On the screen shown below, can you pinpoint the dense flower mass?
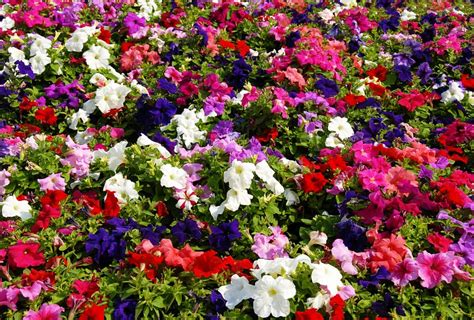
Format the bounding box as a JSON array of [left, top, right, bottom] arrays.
[[0, 0, 472, 319]]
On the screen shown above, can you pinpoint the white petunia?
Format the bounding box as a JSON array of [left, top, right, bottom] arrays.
[[65, 29, 90, 52], [136, 134, 171, 158], [253, 275, 296, 318], [325, 133, 345, 148], [340, 0, 357, 7], [94, 82, 131, 114], [328, 117, 354, 140], [29, 34, 52, 56], [308, 231, 328, 246], [0, 17, 15, 30], [283, 188, 299, 206], [104, 173, 139, 204], [223, 160, 256, 190], [93, 141, 128, 172], [68, 109, 89, 130], [218, 275, 255, 309], [255, 161, 284, 195], [209, 203, 226, 220], [441, 81, 465, 104], [8, 47, 26, 64], [160, 164, 188, 189], [318, 9, 334, 24], [29, 52, 51, 75], [224, 188, 253, 211], [171, 109, 206, 148], [311, 263, 344, 296], [400, 9, 416, 21], [103, 172, 126, 191], [1, 195, 32, 221], [307, 292, 331, 310], [83, 45, 110, 69], [251, 255, 313, 280], [89, 73, 108, 86]]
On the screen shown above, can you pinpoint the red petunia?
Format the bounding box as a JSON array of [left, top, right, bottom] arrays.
[[156, 201, 168, 217], [22, 269, 56, 286], [191, 250, 224, 278], [301, 173, 328, 193], [78, 304, 106, 320], [41, 190, 68, 208], [236, 40, 250, 57], [295, 308, 324, 320], [367, 65, 388, 82], [103, 191, 120, 218], [19, 97, 38, 112], [343, 93, 365, 106], [299, 156, 321, 171], [427, 232, 453, 253], [218, 39, 236, 50], [35, 107, 57, 125], [461, 74, 474, 90], [8, 242, 45, 269], [31, 204, 61, 232], [98, 27, 111, 44], [329, 295, 345, 320], [256, 127, 278, 143], [368, 82, 387, 96]]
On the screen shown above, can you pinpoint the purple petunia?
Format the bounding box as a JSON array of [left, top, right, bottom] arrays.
[[209, 219, 241, 251], [171, 218, 202, 244]]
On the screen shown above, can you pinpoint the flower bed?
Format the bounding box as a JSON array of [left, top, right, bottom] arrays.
[[0, 0, 473, 319]]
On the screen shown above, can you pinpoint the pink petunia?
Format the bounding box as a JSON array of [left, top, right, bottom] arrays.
[[416, 251, 454, 289], [0, 287, 20, 310], [7, 242, 45, 269], [37, 173, 66, 192], [331, 239, 357, 275], [390, 258, 418, 287], [23, 303, 64, 320]]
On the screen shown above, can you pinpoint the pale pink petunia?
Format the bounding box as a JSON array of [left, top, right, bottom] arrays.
[[37, 173, 66, 192], [331, 239, 357, 275]]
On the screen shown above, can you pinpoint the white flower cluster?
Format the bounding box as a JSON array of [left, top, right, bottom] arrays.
[[170, 108, 207, 149], [325, 116, 354, 148], [136, 0, 161, 20], [65, 26, 98, 52], [104, 173, 139, 204], [210, 160, 284, 220], [7, 34, 52, 76], [71, 72, 136, 127], [218, 255, 351, 318], [28, 34, 52, 75]]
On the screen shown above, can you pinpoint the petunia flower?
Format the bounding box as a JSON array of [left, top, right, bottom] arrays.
[[390, 258, 418, 287], [218, 274, 255, 309], [253, 275, 296, 318], [1, 195, 32, 221], [23, 303, 64, 320], [416, 251, 454, 289], [37, 173, 66, 192]]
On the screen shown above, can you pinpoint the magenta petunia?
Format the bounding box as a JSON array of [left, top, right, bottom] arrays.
[[416, 251, 454, 289], [390, 258, 419, 287], [23, 303, 64, 320]]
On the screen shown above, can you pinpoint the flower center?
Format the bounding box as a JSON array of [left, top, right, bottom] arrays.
[[268, 288, 278, 296]]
